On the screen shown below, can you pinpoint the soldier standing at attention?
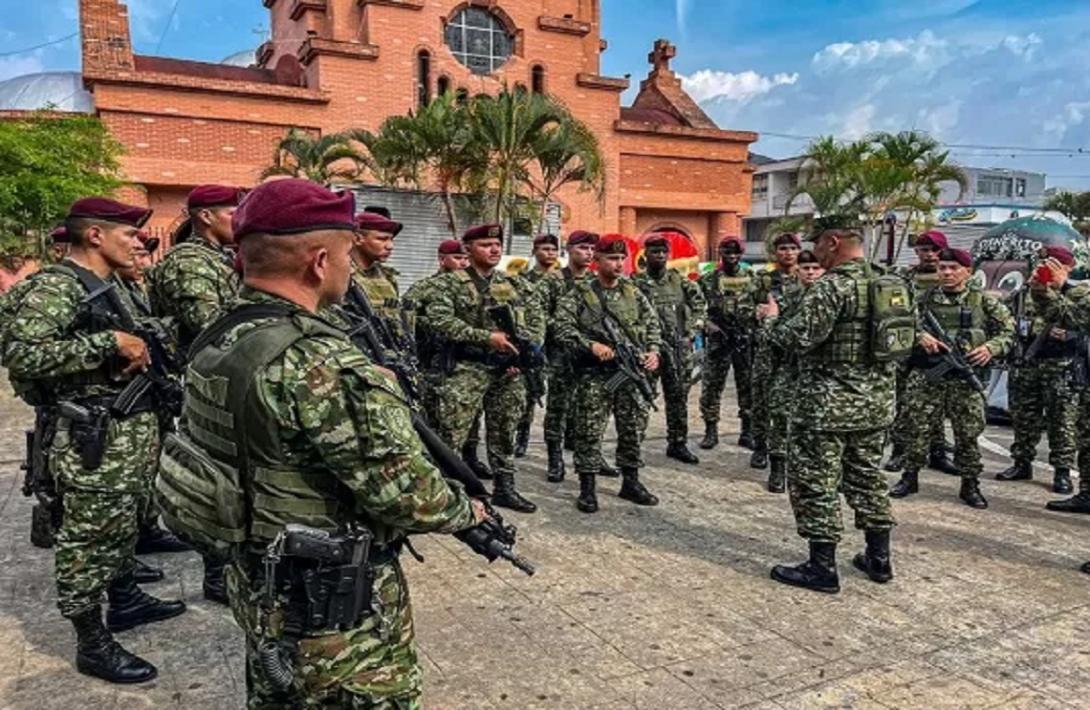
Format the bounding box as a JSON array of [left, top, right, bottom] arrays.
[[514, 234, 561, 457], [427, 224, 545, 513], [2, 198, 186, 682], [757, 217, 896, 594], [634, 233, 706, 464], [345, 210, 412, 356], [554, 234, 662, 513], [165, 178, 485, 707], [748, 232, 800, 470], [997, 245, 1080, 494], [763, 249, 825, 493], [887, 231, 957, 475], [699, 236, 755, 451], [889, 248, 1014, 509]]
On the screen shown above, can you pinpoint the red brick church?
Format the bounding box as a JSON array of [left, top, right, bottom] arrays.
[[77, 0, 756, 260]]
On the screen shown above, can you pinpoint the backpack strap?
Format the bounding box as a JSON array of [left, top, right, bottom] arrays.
[[187, 303, 296, 362]]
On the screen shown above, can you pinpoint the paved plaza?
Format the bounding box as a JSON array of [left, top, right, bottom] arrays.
[[0, 376, 1087, 709]]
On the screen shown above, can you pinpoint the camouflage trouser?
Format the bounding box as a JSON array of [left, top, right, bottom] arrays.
[[544, 358, 576, 445], [700, 334, 752, 424], [138, 438, 163, 528], [789, 426, 895, 543], [650, 345, 693, 446], [767, 361, 793, 459], [1009, 360, 1078, 468], [52, 412, 157, 618], [1076, 390, 1090, 493], [572, 369, 650, 475], [889, 364, 945, 453], [227, 560, 421, 709], [432, 361, 526, 478], [902, 371, 986, 479], [749, 339, 773, 446]]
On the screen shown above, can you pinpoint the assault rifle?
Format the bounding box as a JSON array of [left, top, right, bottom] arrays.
[[596, 305, 658, 410], [488, 303, 547, 406], [340, 301, 535, 577], [21, 407, 61, 548], [656, 304, 689, 387], [921, 310, 986, 393]]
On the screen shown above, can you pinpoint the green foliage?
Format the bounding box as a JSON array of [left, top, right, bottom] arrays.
[[0, 112, 123, 264], [261, 128, 372, 185], [1043, 190, 1090, 229]]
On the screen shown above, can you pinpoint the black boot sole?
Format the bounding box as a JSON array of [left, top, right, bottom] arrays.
[[1045, 501, 1090, 514], [889, 486, 918, 499], [618, 491, 659, 506], [770, 567, 840, 594], [546, 473, 565, 483], [699, 439, 718, 450], [107, 602, 187, 633], [852, 554, 893, 584], [959, 496, 989, 510], [76, 658, 158, 684], [492, 497, 538, 514], [133, 570, 165, 585], [767, 482, 786, 494], [576, 500, 598, 513], [666, 452, 700, 465]]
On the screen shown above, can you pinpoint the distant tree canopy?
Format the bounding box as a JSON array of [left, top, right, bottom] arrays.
[[0, 111, 124, 265], [1043, 190, 1090, 232]]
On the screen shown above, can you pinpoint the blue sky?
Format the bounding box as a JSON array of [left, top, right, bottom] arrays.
[[5, 0, 1090, 188]]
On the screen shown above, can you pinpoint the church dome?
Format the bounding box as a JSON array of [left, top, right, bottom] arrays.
[[0, 71, 93, 113], [220, 49, 257, 68]]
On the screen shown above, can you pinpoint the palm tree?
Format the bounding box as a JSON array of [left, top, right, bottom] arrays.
[[786, 136, 868, 217], [1043, 190, 1090, 225], [524, 108, 605, 231], [261, 128, 372, 186]]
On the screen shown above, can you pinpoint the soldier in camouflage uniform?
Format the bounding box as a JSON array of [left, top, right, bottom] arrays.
[[748, 232, 800, 470], [634, 232, 706, 464], [758, 217, 896, 594], [514, 234, 561, 457], [699, 236, 755, 451], [2, 197, 186, 683], [147, 184, 243, 603], [554, 234, 662, 513], [345, 210, 413, 359], [889, 248, 1014, 509], [886, 231, 957, 475], [763, 250, 825, 493], [426, 224, 545, 513], [1027, 250, 1090, 517], [174, 179, 485, 708], [997, 246, 1080, 493]]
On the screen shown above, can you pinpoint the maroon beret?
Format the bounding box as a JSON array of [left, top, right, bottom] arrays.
[[67, 197, 151, 228], [596, 233, 628, 255], [533, 233, 559, 248], [462, 224, 503, 243], [49, 226, 69, 244], [643, 233, 670, 249], [232, 179, 356, 238], [356, 210, 403, 236], [437, 239, 465, 255], [567, 230, 599, 247], [939, 248, 972, 268], [773, 232, 801, 248], [1044, 245, 1076, 266], [187, 184, 243, 210], [915, 230, 948, 250]]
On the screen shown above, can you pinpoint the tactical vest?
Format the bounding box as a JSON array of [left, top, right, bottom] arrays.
[[924, 287, 987, 349], [914, 269, 941, 290], [709, 270, 750, 326], [814, 265, 916, 364], [638, 270, 687, 332], [455, 269, 525, 329], [157, 306, 356, 556], [578, 280, 646, 346]]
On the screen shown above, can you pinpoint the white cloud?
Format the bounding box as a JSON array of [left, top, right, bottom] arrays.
[[681, 69, 799, 104], [841, 103, 876, 139], [1001, 32, 1041, 59], [0, 55, 45, 82], [812, 30, 948, 72]]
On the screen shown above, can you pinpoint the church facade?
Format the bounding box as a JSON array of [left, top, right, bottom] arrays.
[[79, 0, 757, 257]]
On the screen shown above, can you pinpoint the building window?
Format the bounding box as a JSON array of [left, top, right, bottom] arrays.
[[752, 174, 768, 200], [437, 75, 451, 96], [444, 7, 513, 75], [531, 64, 545, 94], [977, 175, 1013, 198], [416, 50, 431, 107], [1015, 177, 1027, 198]]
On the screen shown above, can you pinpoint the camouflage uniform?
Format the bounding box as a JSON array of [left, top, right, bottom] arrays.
[[698, 265, 754, 436], [147, 235, 239, 352], [633, 268, 706, 449], [426, 268, 545, 508], [515, 266, 556, 440], [538, 267, 589, 447], [765, 282, 807, 462], [764, 259, 896, 543], [2, 262, 158, 617], [748, 268, 799, 463], [183, 288, 476, 708], [347, 262, 413, 355], [901, 285, 1014, 483]]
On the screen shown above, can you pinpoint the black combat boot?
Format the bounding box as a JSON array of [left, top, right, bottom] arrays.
[[852, 530, 893, 584], [749, 444, 769, 470], [618, 467, 659, 506], [105, 572, 186, 633], [203, 558, 228, 605], [491, 472, 537, 513], [996, 460, 1032, 482], [1053, 468, 1074, 494], [514, 423, 530, 458], [133, 559, 164, 585], [738, 416, 756, 450], [461, 443, 493, 480], [71, 606, 157, 684], [546, 440, 566, 483], [771, 541, 840, 594], [135, 522, 192, 555], [958, 478, 988, 509], [928, 444, 959, 476], [889, 469, 919, 498], [576, 474, 598, 513], [884, 444, 905, 473], [666, 442, 700, 465], [699, 421, 719, 450], [598, 456, 620, 478], [1046, 490, 1090, 514], [767, 456, 786, 493]]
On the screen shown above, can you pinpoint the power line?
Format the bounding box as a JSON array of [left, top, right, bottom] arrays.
[[758, 130, 1090, 156], [154, 0, 183, 55], [0, 31, 78, 58]]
